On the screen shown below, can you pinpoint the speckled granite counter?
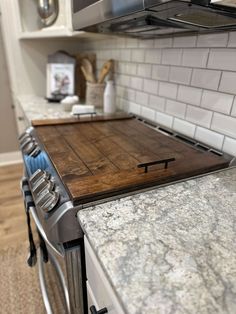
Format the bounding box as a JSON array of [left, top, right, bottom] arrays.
[[78, 168, 236, 314], [18, 95, 72, 124]]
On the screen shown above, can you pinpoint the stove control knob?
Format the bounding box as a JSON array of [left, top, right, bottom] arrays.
[[22, 141, 36, 155], [29, 169, 50, 188], [20, 136, 32, 150], [37, 191, 60, 213], [19, 132, 31, 145], [32, 178, 54, 195], [29, 144, 41, 157]]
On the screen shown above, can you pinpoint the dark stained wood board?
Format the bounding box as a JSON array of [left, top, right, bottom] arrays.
[[31, 113, 133, 127], [35, 117, 230, 205]]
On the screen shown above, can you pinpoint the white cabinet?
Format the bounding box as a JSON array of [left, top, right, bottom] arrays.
[[10, 0, 85, 39], [84, 236, 125, 314]]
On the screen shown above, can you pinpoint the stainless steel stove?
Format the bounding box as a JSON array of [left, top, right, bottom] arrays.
[[19, 114, 234, 314]]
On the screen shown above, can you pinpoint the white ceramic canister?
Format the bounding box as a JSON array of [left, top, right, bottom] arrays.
[[103, 80, 116, 114]]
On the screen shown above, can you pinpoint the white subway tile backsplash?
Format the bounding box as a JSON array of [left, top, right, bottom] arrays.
[[197, 33, 228, 47], [154, 38, 173, 48], [201, 90, 233, 114], [137, 64, 152, 78], [139, 39, 154, 49], [155, 111, 173, 128], [131, 49, 145, 63], [135, 91, 149, 106], [118, 62, 137, 75], [149, 95, 165, 112], [152, 65, 169, 81], [162, 49, 182, 65], [173, 36, 196, 48], [140, 106, 155, 121], [177, 85, 202, 106], [123, 88, 136, 102], [182, 49, 209, 68], [186, 105, 213, 128], [119, 49, 131, 61], [143, 79, 158, 95], [223, 137, 236, 156], [145, 49, 162, 64], [159, 82, 178, 99], [169, 66, 192, 84], [208, 49, 236, 71], [116, 86, 125, 98], [130, 76, 143, 90], [173, 118, 196, 137], [195, 127, 224, 150], [128, 102, 141, 115], [166, 100, 186, 118], [191, 69, 221, 90], [211, 113, 236, 139], [232, 98, 236, 117], [84, 34, 236, 154], [228, 31, 236, 47], [219, 72, 236, 94], [126, 38, 139, 48], [116, 74, 130, 87]]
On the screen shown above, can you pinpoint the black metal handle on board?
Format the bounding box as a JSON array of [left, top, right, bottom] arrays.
[[138, 157, 176, 173], [90, 305, 108, 314]]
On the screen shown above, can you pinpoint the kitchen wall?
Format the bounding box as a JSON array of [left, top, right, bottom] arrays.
[[82, 31, 236, 156], [0, 15, 18, 153]]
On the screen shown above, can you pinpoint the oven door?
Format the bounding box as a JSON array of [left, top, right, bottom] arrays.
[[38, 243, 71, 314], [21, 178, 86, 314]]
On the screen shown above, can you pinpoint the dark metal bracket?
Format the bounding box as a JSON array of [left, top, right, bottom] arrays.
[[138, 158, 176, 173], [73, 112, 97, 119]]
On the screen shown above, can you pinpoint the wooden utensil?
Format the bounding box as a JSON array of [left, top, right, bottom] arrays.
[[75, 53, 96, 101], [81, 58, 96, 83], [98, 59, 114, 83]]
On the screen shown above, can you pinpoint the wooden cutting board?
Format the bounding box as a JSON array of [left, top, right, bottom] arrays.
[[35, 116, 230, 205]]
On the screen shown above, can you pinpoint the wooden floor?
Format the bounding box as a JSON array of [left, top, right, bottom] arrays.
[[0, 163, 27, 249]]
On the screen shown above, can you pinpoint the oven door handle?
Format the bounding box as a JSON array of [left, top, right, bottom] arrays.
[[38, 247, 71, 314], [29, 206, 64, 257]]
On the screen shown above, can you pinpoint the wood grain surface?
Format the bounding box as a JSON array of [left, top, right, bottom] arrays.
[[31, 112, 133, 127], [0, 163, 27, 249], [35, 117, 230, 205]]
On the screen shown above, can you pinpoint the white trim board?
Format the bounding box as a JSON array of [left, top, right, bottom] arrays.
[[0, 151, 22, 167]]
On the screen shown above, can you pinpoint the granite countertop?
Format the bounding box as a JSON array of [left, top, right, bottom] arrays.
[[18, 95, 73, 124], [78, 168, 236, 314]]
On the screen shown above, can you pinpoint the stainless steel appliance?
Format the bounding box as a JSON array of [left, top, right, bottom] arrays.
[[19, 114, 234, 314], [72, 0, 236, 38]]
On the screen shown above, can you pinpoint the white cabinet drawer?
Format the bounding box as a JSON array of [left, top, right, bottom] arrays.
[[84, 236, 125, 314]]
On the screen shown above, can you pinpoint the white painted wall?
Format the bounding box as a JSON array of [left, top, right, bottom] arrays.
[[0, 15, 18, 153]]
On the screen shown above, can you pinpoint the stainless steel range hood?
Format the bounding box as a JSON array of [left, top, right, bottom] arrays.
[[72, 0, 236, 38]]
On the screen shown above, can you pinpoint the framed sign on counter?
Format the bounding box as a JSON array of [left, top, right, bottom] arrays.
[[46, 51, 76, 102]]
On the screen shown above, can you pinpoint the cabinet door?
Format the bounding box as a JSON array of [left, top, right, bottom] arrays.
[[84, 236, 125, 314]]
